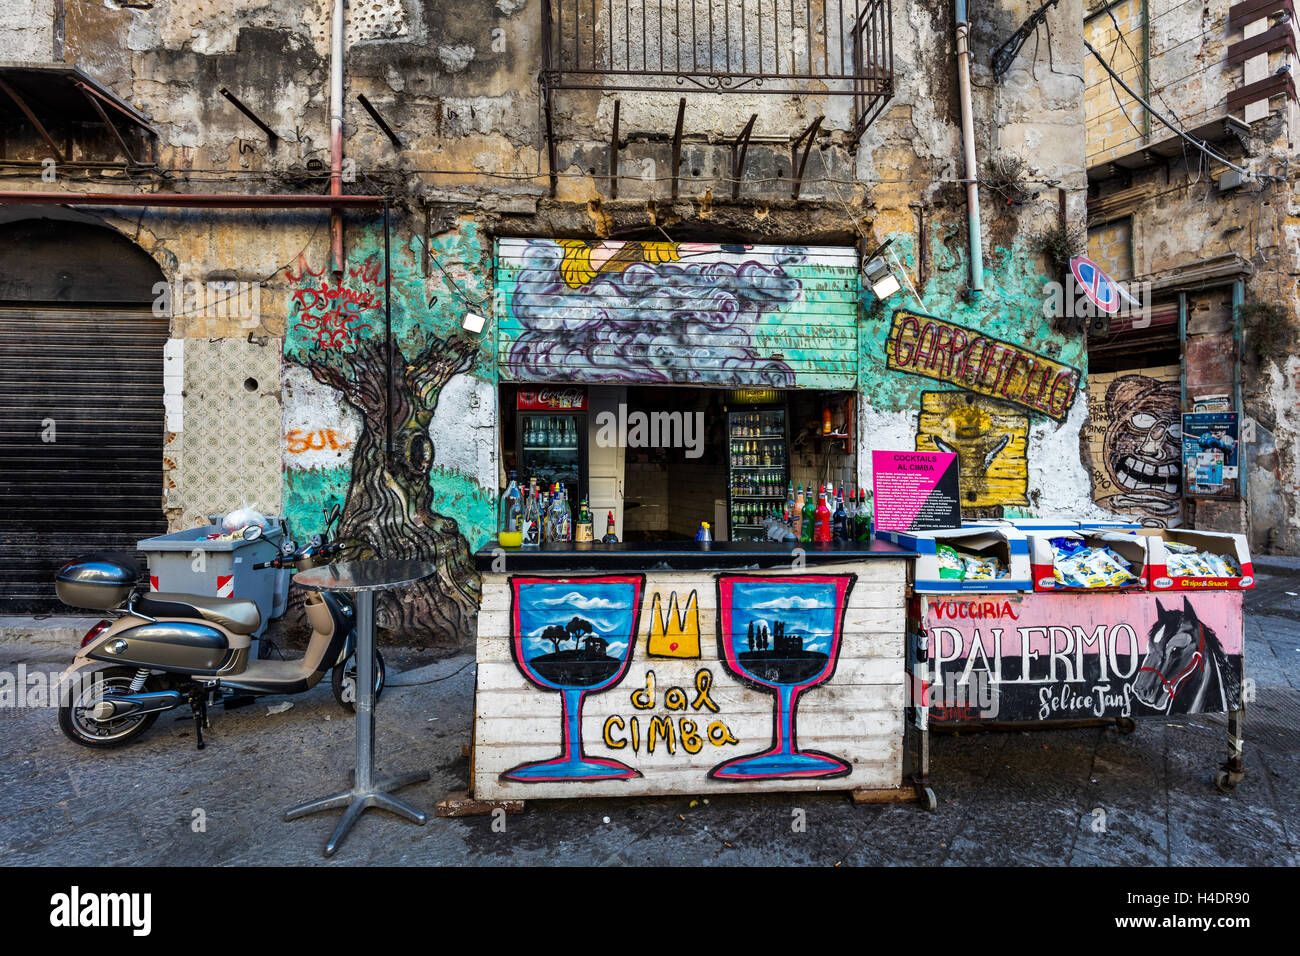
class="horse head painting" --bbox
[1132,596,1242,714]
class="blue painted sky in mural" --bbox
[517,580,636,659]
[725,581,837,655]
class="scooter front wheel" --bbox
[58,666,161,749]
[332,649,385,712]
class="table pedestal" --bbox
[284,589,429,856]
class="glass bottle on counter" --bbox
[833,489,849,542]
[575,497,593,542]
[500,471,522,537]
[521,488,540,547]
[602,511,618,543]
[855,488,872,541]
[552,485,572,541]
[814,484,832,543]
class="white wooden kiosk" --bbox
[447,540,923,812]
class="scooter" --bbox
[54,505,384,750]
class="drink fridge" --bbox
[516,408,587,506]
[726,405,789,543]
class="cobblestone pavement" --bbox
[2,562,1297,866]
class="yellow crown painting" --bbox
[647,591,701,659]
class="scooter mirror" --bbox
[242,525,263,541]
[310,534,323,548]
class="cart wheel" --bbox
[1214,769,1245,793]
[916,787,937,812]
[1115,717,1137,735]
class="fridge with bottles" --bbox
[726,404,789,543]
[515,388,587,509]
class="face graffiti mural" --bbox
[1088,371,1182,524]
[285,248,485,645]
[497,239,857,388]
[916,391,1029,507]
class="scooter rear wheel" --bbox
[332,650,385,712]
[58,666,160,749]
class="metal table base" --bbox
[284,588,429,856]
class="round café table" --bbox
[285,559,437,857]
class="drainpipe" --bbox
[329,0,345,277]
[955,0,985,298]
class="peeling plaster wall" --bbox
[1083,0,1300,552]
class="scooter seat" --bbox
[137,593,262,635]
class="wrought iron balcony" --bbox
[540,0,894,152]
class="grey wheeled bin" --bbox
[136,524,285,639]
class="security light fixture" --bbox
[862,238,901,300]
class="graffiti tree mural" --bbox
[285,245,485,645]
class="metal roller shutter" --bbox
[0,306,168,610]
[495,239,860,389]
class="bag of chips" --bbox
[937,544,965,579]
[962,555,999,580]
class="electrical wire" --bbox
[1084,38,1281,182]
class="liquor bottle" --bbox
[763,444,771,467]
[856,487,871,541]
[801,486,815,542]
[500,471,522,537]
[552,485,572,542]
[792,484,805,539]
[814,484,832,543]
[833,489,849,542]
[786,482,796,520]
[521,489,540,547]
[575,497,593,542]
[540,485,554,542]
[602,511,618,543]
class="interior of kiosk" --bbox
[499,384,859,542]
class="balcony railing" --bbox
[541,0,894,145]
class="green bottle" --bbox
[801,488,815,543]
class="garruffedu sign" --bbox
[885,309,1082,421]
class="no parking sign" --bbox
[1070,256,1136,314]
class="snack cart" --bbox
[883,522,1251,800]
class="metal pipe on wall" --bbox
[955,0,985,297]
[329,0,346,277]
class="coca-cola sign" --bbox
[518,387,587,410]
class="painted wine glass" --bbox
[710,573,856,781]
[502,574,644,782]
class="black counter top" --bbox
[473,538,916,572]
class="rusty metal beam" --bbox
[609,99,620,199]
[790,115,823,200]
[74,82,144,167]
[0,191,386,208]
[357,93,404,150]
[730,113,757,201]
[670,97,685,200]
[218,88,279,146]
[0,76,67,164]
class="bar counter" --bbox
[468,538,920,804]
[472,537,915,571]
